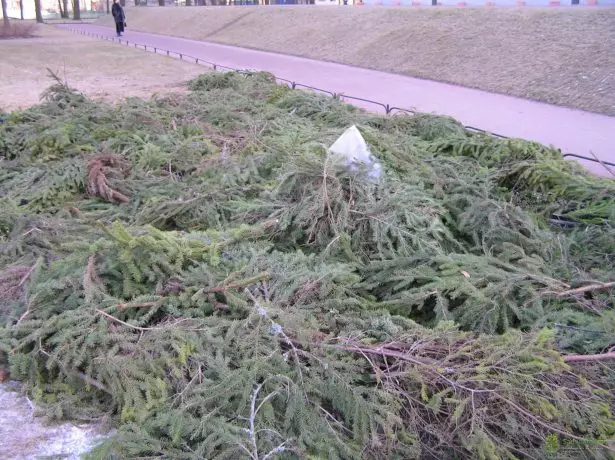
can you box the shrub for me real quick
[0,20,37,40]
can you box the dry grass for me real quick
[0,25,207,111]
[0,20,37,39]
[97,6,615,116]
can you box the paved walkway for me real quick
[59,24,615,176]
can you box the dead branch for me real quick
[206,272,270,294]
[0,265,33,300]
[15,264,37,289]
[86,154,131,203]
[72,370,112,395]
[95,309,166,331]
[498,396,612,449]
[95,309,208,332]
[337,344,436,366]
[290,338,436,366]
[114,301,164,311]
[563,352,615,363]
[555,281,615,298]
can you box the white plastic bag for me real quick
[327,125,381,179]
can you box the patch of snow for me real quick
[0,381,109,460]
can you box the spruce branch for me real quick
[3,70,615,460]
[245,288,306,388]
[38,338,111,395]
[95,308,162,332]
[235,377,292,460]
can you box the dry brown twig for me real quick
[83,254,105,304]
[114,301,163,311]
[95,309,208,332]
[1,265,37,325]
[0,265,35,300]
[86,154,131,203]
[206,272,270,294]
[336,338,615,454]
[554,281,615,298]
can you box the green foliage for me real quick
[0,73,614,460]
[189,72,242,91]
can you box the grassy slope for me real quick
[0,25,206,111]
[96,6,615,116]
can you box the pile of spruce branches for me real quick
[0,72,613,459]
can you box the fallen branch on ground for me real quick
[555,281,615,297]
[563,352,615,363]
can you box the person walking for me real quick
[111,0,125,38]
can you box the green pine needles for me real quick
[0,72,614,459]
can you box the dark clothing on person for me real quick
[112,3,125,36]
[114,20,125,36]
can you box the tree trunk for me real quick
[19,0,24,19]
[73,0,80,19]
[34,0,43,22]
[63,0,69,17]
[1,0,9,23]
[106,0,109,14]
[158,0,163,5]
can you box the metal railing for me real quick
[64,26,615,171]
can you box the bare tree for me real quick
[33,0,43,22]
[2,0,9,24]
[73,0,80,19]
[57,0,69,18]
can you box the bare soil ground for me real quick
[0,25,206,111]
[97,6,615,116]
